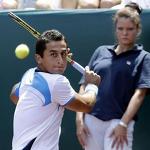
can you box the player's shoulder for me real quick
[52,74,70,84]
[21,67,36,81]
[39,72,67,80]
[38,72,69,84]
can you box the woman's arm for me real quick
[121,88,147,125]
[111,88,147,149]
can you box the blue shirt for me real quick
[80,44,150,121]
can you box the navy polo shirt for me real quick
[80,44,150,121]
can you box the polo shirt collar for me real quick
[107,44,143,53]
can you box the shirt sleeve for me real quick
[136,53,150,91]
[52,75,76,106]
[14,82,21,97]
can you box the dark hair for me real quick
[36,29,67,57]
[125,2,142,15]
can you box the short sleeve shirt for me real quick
[13,68,75,150]
[80,44,150,121]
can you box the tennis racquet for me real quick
[8,12,85,74]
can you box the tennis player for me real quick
[10,29,100,150]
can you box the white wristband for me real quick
[119,120,127,128]
[85,84,98,95]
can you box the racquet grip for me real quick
[71,61,85,74]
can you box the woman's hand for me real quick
[109,124,128,150]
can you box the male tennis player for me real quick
[10,29,100,150]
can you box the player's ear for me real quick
[35,54,42,65]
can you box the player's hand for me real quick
[85,66,101,86]
[76,120,90,149]
[109,124,128,150]
[66,48,73,59]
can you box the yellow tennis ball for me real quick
[15,44,30,59]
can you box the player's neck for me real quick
[36,66,48,73]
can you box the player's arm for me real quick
[65,89,97,113]
[10,82,20,105]
[65,66,100,113]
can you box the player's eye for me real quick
[61,51,67,58]
[50,52,58,57]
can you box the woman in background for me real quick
[76,5,150,150]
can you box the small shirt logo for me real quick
[126,60,131,65]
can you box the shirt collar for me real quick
[107,44,143,52]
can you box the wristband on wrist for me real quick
[119,120,127,128]
[85,84,98,95]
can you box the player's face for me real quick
[116,17,138,47]
[37,40,68,74]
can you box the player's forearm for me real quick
[80,83,98,106]
[79,84,86,94]
[81,91,96,106]
[121,88,147,125]
[78,84,96,110]
[66,84,97,112]
[65,91,96,113]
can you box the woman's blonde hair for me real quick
[113,8,142,36]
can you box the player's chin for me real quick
[53,68,65,74]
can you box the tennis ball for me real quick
[15,44,30,59]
